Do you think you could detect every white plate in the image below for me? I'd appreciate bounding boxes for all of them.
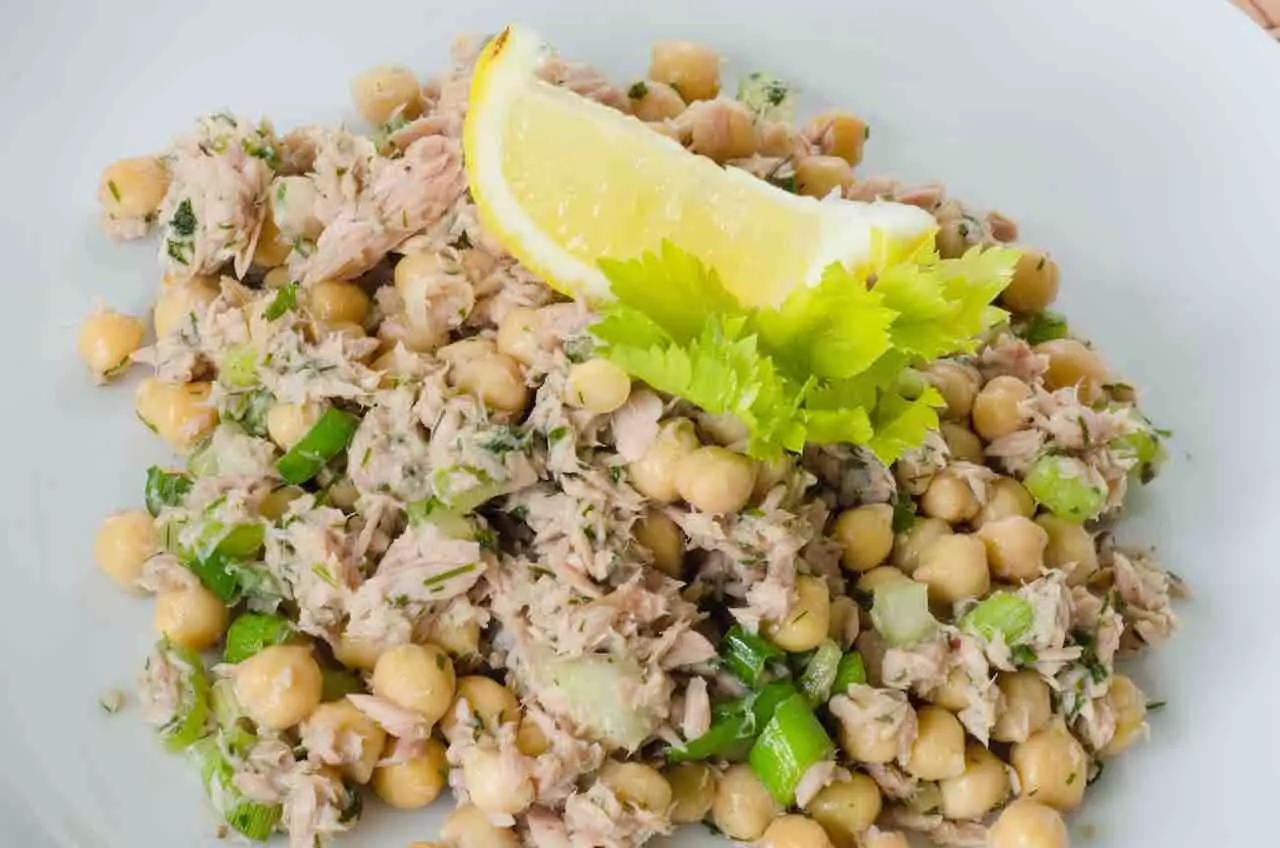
[2,0,1278,845]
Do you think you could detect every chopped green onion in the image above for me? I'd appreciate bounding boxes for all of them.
[226,802,282,842]
[797,639,842,705]
[184,522,267,603]
[1024,454,1107,523]
[218,343,260,388]
[870,581,937,646]
[960,592,1034,643]
[322,668,364,702]
[1019,310,1069,344]
[263,282,298,321]
[224,613,294,664]
[720,626,784,688]
[187,440,219,477]
[748,693,834,806]
[831,651,868,696]
[405,497,478,538]
[667,700,757,763]
[156,641,211,752]
[145,466,193,516]
[276,408,360,485]
[190,732,282,842]
[749,679,800,728]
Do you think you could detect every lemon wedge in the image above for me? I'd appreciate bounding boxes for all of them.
[464,24,936,307]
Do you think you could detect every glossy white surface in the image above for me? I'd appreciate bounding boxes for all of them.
[1,0,1278,845]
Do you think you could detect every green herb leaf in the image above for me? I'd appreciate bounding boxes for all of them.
[145,466,193,516]
[170,198,197,237]
[263,282,298,321]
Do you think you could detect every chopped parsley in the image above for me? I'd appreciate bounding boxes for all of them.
[1147,700,1167,712]
[479,425,529,455]
[422,563,477,589]
[170,198,197,237]
[627,81,649,100]
[106,180,122,202]
[241,137,281,170]
[547,426,569,445]
[166,239,191,266]
[263,282,299,320]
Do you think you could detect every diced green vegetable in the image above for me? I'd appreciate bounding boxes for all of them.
[749,679,800,728]
[218,343,260,388]
[748,693,835,806]
[155,641,211,752]
[960,592,1034,644]
[263,282,298,321]
[1110,413,1166,483]
[798,639,842,705]
[546,653,659,751]
[190,733,283,842]
[184,522,268,603]
[187,440,219,477]
[720,626,784,688]
[276,408,360,485]
[870,581,937,646]
[224,613,294,664]
[405,497,479,538]
[832,651,868,696]
[736,72,795,122]
[667,700,757,763]
[1019,310,1069,344]
[145,466,193,516]
[224,389,275,437]
[1024,454,1107,523]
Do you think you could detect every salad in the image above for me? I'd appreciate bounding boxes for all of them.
[81,25,1181,848]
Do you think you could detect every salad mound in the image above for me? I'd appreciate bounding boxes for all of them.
[83,26,1180,848]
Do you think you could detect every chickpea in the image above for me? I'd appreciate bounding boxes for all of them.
[135,379,218,452]
[262,266,293,289]
[495,307,542,365]
[926,361,980,420]
[629,79,686,122]
[808,773,882,848]
[371,344,424,384]
[1002,249,1060,315]
[795,155,855,199]
[1101,674,1148,756]
[372,737,448,810]
[935,207,982,260]
[906,706,966,780]
[601,761,672,812]
[94,510,156,591]
[857,565,911,595]
[939,743,1010,820]
[153,585,227,651]
[1035,514,1098,586]
[649,41,721,101]
[828,595,860,648]
[930,667,976,712]
[516,718,549,757]
[1011,720,1088,811]
[351,63,422,126]
[371,643,456,726]
[1037,338,1108,403]
[687,99,757,162]
[987,799,1069,848]
[920,470,980,523]
[760,815,834,848]
[422,616,481,660]
[333,634,383,672]
[832,503,895,572]
[440,340,529,414]
[972,375,1031,441]
[675,446,757,514]
[77,308,145,380]
[628,418,700,502]
[266,402,324,450]
[711,763,776,841]
[270,175,323,242]
[441,676,519,737]
[806,111,868,167]
[233,645,323,730]
[666,762,716,823]
[259,485,305,521]
[565,359,632,414]
[253,211,291,268]
[752,454,792,501]
[463,747,534,815]
[303,698,386,784]
[838,698,913,765]
[440,803,520,848]
[914,533,990,605]
[993,671,1053,744]
[633,511,684,578]
[99,157,169,220]
[892,517,952,574]
[153,276,219,338]
[308,280,370,326]
[941,423,984,464]
[379,310,446,354]
[764,575,831,652]
[861,831,911,848]
[977,516,1048,584]
[976,477,1035,528]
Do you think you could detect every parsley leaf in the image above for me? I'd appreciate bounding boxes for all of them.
[170,198,197,237]
[263,283,298,320]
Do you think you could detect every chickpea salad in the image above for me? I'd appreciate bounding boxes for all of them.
[83,26,1182,848]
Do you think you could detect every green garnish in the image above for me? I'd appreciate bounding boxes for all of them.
[145,466,193,516]
[190,733,283,841]
[1019,310,1069,344]
[591,241,1015,462]
[106,180,122,202]
[276,408,360,485]
[831,651,868,695]
[960,592,1034,643]
[797,639,842,705]
[720,625,784,688]
[183,522,267,602]
[263,282,298,321]
[223,613,294,664]
[891,488,918,533]
[1024,454,1107,523]
[170,198,197,237]
[737,72,795,122]
[218,343,260,388]
[422,564,477,590]
[627,81,649,100]
[154,640,211,752]
[747,693,834,805]
[870,581,937,646]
